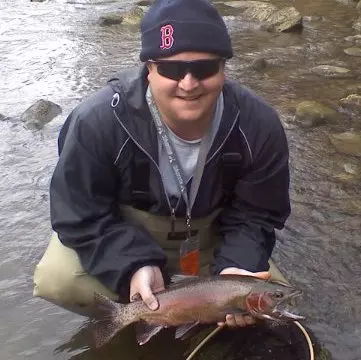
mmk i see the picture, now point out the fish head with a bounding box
[245,282,305,322]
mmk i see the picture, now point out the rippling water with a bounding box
[0,0,360,359]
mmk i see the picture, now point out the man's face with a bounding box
[147,51,225,125]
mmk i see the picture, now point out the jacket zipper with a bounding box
[113,109,240,215]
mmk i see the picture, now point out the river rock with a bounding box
[345,84,361,95]
[224,1,273,10]
[294,101,341,128]
[344,47,361,56]
[311,65,352,78]
[0,113,7,121]
[122,6,145,26]
[353,16,361,31]
[265,7,303,32]
[136,0,151,5]
[345,34,361,45]
[250,57,268,71]
[21,99,62,130]
[328,131,361,157]
[241,2,278,22]
[335,0,359,5]
[98,13,123,26]
[340,94,361,113]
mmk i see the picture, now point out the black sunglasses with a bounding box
[148,58,224,81]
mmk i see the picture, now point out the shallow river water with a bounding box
[0,0,360,359]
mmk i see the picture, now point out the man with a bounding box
[43,0,290,329]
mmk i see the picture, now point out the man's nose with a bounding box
[178,72,199,91]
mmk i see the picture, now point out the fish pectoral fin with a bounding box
[135,322,164,345]
[174,322,199,340]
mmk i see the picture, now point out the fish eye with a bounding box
[273,291,284,299]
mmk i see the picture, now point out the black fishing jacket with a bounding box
[50,65,291,295]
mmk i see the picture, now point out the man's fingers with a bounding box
[243,315,256,325]
[139,287,159,311]
[253,271,271,280]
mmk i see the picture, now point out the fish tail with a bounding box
[92,292,130,348]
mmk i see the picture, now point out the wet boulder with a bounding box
[353,16,361,31]
[240,2,278,22]
[98,6,145,27]
[21,99,62,130]
[122,6,145,26]
[250,57,268,71]
[265,7,303,32]
[310,65,353,78]
[328,131,361,157]
[294,101,341,128]
[224,1,276,12]
[344,47,361,56]
[340,94,361,113]
[98,13,123,26]
[345,34,361,45]
[335,0,359,5]
[136,0,152,5]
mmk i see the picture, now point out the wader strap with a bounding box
[131,146,151,209]
[221,152,242,202]
[119,205,223,272]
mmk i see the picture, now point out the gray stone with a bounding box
[345,34,361,45]
[122,7,145,26]
[353,16,361,31]
[250,57,268,71]
[344,47,361,57]
[311,65,353,78]
[21,99,62,130]
[266,7,303,32]
[0,113,7,121]
[242,3,278,22]
[98,13,123,26]
[328,131,361,157]
[224,1,272,10]
[294,101,341,128]
[340,94,361,113]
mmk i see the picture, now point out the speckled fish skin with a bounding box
[92,275,304,348]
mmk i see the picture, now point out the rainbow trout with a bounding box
[92,275,304,347]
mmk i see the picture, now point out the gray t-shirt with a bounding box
[158,92,224,198]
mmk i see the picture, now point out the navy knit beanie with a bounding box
[140,0,233,61]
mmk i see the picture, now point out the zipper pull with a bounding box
[170,208,176,235]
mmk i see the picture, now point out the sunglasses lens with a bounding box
[156,59,221,81]
[157,62,186,80]
[192,60,220,80]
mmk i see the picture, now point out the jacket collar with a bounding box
[108,65,240,164]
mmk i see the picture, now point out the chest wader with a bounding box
[33,205,287,316]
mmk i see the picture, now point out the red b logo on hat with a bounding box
[160,24,174,50]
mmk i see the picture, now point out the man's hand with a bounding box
[129,266,165,311]
[218,267,271,328]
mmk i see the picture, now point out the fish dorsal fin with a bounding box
[170,274,199,283]
[267,279,292,287]
[174,322,199,340]
[135,321,164,345]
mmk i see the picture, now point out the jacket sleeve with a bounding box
[50,105,167,296]
[211,107,291,274]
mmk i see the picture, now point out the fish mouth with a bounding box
[271,290,305,321]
